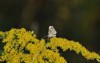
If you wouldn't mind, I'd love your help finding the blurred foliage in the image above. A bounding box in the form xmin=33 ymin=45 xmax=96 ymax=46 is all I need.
xmin=0 ymin=50 xmax=2 ymax=56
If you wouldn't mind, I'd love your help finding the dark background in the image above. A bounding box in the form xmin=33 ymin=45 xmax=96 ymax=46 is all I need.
xmin=0 ymin=0 xmax=100 ymax=63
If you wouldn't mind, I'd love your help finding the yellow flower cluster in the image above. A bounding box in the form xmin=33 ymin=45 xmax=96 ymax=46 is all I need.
xmin=47 ymin=37 xmax=100 ymax=62
xmin=0 ymin=28 xmax=100 ymax=63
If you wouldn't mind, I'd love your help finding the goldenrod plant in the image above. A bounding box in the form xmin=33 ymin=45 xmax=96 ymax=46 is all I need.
xmin=0 ymin=28 xmax=100 ymax=63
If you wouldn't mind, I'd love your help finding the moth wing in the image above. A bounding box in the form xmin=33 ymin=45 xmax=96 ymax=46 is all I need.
xmin=48 ymin=26 xmax=57 ymax=35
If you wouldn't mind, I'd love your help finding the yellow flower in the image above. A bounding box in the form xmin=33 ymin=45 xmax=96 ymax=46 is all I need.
xmin=0 ymin=28 xmax=100 ymax=63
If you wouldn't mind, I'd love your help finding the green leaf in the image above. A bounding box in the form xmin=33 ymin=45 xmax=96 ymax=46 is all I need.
xmin=0 ymin=49 xmax=2 ymax=55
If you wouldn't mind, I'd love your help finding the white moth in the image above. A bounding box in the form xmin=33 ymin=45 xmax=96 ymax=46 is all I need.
xmin=48 ymin=26 xmax=57 ymax=38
